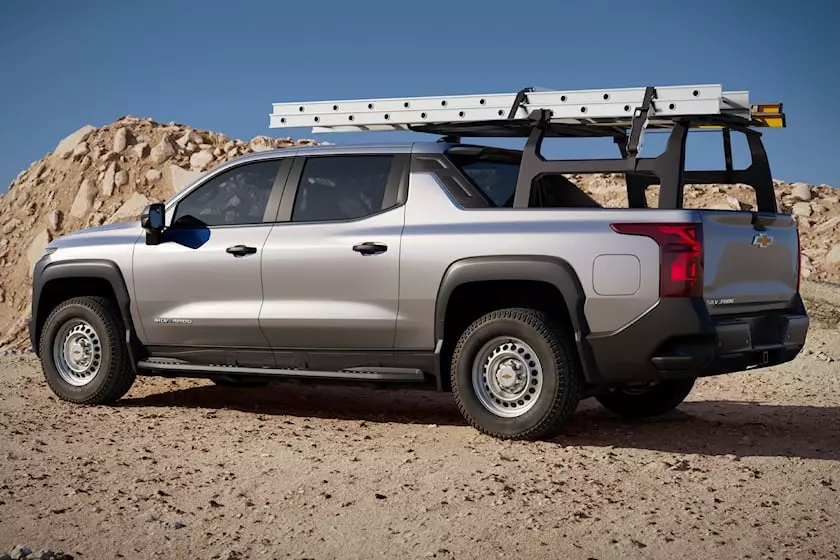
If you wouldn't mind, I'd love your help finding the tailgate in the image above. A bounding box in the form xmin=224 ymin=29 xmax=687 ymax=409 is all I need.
xmin=700 ymin=210 xmax=799 ymax=315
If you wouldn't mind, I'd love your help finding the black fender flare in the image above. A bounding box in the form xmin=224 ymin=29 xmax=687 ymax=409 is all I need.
xmin=433 ymin=255 xmax=599 ymax=383
xmin=30 ymin=258 xmax=141 ymax=371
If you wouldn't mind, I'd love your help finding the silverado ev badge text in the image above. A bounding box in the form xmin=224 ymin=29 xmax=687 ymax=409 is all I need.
xmin=752 ymin=232 xmax=774 ymax=248
xmin=154 ymin=318 xmax=193 ymax=325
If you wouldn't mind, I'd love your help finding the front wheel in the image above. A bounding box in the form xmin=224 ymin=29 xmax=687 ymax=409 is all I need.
xmin=450 ymin=308 xmax=582 ymax=441
xmin=39 ymin=296 xmax=136 ymax=404
xmin=595 ymin=378 xmax=696 ymax=418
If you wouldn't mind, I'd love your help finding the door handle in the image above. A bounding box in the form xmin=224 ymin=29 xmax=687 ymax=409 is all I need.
xmin=352 ymin=242 xmax=388 ymax=255
xmin=226 ymin=244 xmax=257 ymax=257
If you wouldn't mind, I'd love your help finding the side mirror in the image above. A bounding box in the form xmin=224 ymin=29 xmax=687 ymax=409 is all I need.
xmin=140 ymin=202 xmax=165 ymax=245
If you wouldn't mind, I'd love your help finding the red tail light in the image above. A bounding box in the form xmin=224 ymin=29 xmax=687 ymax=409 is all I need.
xmin=610 ymin=222 xmax=703 ymax=298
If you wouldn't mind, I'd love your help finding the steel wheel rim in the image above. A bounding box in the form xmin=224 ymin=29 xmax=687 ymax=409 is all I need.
xmin=471 ymin=336 xmax=544 ymax=418
xmin=53 ymin=319 xmax=102 ymax=387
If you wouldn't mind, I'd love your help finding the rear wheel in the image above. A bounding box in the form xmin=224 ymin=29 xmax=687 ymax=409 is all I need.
xmin=450 ymin=308 xmax=582 ymax=440
xmin=595 ymin=378 xmax=695 ymax=418
xmin=39 ymin=296 xmax=136 ymax=404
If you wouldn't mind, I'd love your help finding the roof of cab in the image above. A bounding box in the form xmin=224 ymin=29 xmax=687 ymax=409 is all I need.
xmin=232 ymin=141 xmax=454 ymax=162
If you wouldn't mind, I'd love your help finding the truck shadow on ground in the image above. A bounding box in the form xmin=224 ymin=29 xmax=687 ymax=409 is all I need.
xmin=119 ymin=381 xmax=840 ymax=461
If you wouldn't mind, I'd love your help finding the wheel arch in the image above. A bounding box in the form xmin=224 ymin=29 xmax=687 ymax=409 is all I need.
xmin=433 ymin=255 xmax=599 ymax=386
xmin=31 ymin=259 xmax=141 ymax=371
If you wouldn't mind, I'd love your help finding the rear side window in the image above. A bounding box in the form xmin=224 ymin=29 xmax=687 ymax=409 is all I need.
xmin=291 ymin=155 xmax=395 ymax=222
xmin=448 ymin=150 xmax=603 ymax=209
xmin=447 ymin=155 xmax=519 ymax=207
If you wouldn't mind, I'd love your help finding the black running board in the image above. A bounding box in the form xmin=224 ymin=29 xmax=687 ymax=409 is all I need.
xmin=136 ymin=359 xmax=427 ymax=383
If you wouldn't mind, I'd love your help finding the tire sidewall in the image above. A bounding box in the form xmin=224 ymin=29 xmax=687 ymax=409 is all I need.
xmin=40 ymin=301 xmax=119 ymax=401
xmin=453 ymin=316 xmax=566 ymax=438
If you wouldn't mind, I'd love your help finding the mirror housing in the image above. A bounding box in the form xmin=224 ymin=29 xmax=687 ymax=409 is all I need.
xmin=140 ymin=202 xmax=165 ymax=245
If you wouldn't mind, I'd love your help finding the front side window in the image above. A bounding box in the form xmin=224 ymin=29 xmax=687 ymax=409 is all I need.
xmin=291 ymin=155 xmax=394 ymax=222
xmin=172 ymin=159 xmax=281 ymax=227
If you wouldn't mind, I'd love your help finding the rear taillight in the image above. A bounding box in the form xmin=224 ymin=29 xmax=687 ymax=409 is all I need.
xmin=610 ymin=222 xmax=703 ymax=298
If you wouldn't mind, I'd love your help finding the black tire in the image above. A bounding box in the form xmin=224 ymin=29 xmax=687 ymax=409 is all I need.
xmin=38 ymin=296 xmax=136 ymax=404
xmin=450 ymin=307 xmax=582 ymax=441
xmin=595 ymin=378 xmax=696 ymax=418
xmin=211 ymin=376 xmax=270 ymax=388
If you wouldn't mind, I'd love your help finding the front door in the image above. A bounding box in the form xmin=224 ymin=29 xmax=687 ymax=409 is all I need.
xmin=132 ymin=157 xmax=289 ymax=353
xmin=259 ymin=152 xmax=407 ymax=351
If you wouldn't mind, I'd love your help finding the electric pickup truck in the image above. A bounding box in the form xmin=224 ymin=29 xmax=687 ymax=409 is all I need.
xmin=29 ymin=84 xmax=808 ymax=440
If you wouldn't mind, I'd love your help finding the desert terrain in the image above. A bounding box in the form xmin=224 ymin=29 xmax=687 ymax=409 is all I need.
xmin=0 ymin=282 xmax=837 ymax=559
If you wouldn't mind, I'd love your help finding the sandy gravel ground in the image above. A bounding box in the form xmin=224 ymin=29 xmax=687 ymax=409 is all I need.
xmin=1 ymin=326 xmax=838 ymax=559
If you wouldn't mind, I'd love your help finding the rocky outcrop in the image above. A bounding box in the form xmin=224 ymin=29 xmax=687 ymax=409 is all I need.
xmin=54 ymin=125 xmax=96 ymax=159
xmin=0 ymin=116 xmax=316 ymax=350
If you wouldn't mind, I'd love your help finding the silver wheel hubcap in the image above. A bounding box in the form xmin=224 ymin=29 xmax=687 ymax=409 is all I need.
xmin=472 ymin=336 xmax=544 ymax=418
xmin=53 ymin=320 xmax=102 ymax=386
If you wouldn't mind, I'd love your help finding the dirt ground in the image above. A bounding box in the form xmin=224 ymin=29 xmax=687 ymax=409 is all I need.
xmin=1 ymin=303 xmax=839 ymax=559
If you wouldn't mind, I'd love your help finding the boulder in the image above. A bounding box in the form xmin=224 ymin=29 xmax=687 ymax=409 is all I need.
xmin=145 ymin=169 xmax=162 ymax=182
xmin=827 ymin=245 xmax=840 ymax=271
xmin=725 ymin=195 xmax=742 ymax=210
xmin=2 ymin=218 xmax=21 ymax=235
xmin=249 ymin=135 xmax=275 ymax=152
xmin=54 ymin=124 xmax=95 ymax=158
xmin=791 ymin=202 xmax=812 ymax=217
xmin=115 ymin=169 xmax=129 ymax=188
xmin=150 ymin=135 xmax=177 ymax=164
xmin=113 ymin=127 xmax=129 ymax=153
xmin=101 ymin=162 xmax=117 ymax=197
xmin=133 ymin=142 xmax=150 ymax=159
xmin=166 ymin=165 xmax=202 ymax=196
xmin=189 ymin=150 xmax=214 ymax=171
xmin=72 ymin=141 xmax=89 ymax=158
xmin=27 ymin=229 xmax=51 ymax=274
xmin=791 ymin=182 xmax=812 ymax=201
xmin=70 ymin=179 xmax=97 ymax=218
xmin=815 ymin=216 xmax=840 ymax=232
xmin=114 ymin=192 xmax=151 ymax=220
xmin=176 ymin=129 xmax=203 ymax=148
xmin=48 ymin=210 xmax=62 ymax=230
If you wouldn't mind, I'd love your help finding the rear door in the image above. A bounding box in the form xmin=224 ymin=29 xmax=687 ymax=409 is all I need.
xmin=699 ymin=210 xmax=799 ymax=315
xmin=259 ymin=151 xmax=408 ymax=351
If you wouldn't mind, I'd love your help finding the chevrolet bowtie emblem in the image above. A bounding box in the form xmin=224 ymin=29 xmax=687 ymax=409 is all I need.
xmin=752 ymin=232 xmax=774 ymax=248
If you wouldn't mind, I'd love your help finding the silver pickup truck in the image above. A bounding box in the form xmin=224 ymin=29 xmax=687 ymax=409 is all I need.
xmin=29 ymin=84 xmax=808 ymax=440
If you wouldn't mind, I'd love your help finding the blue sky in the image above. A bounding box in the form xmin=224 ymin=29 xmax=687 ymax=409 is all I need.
xmin=1 ymin=0 xmax=838 ymax=193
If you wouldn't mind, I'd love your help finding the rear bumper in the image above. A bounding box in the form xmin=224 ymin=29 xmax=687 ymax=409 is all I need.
xmin=584 ymin=295 xmax=809 ymax=385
